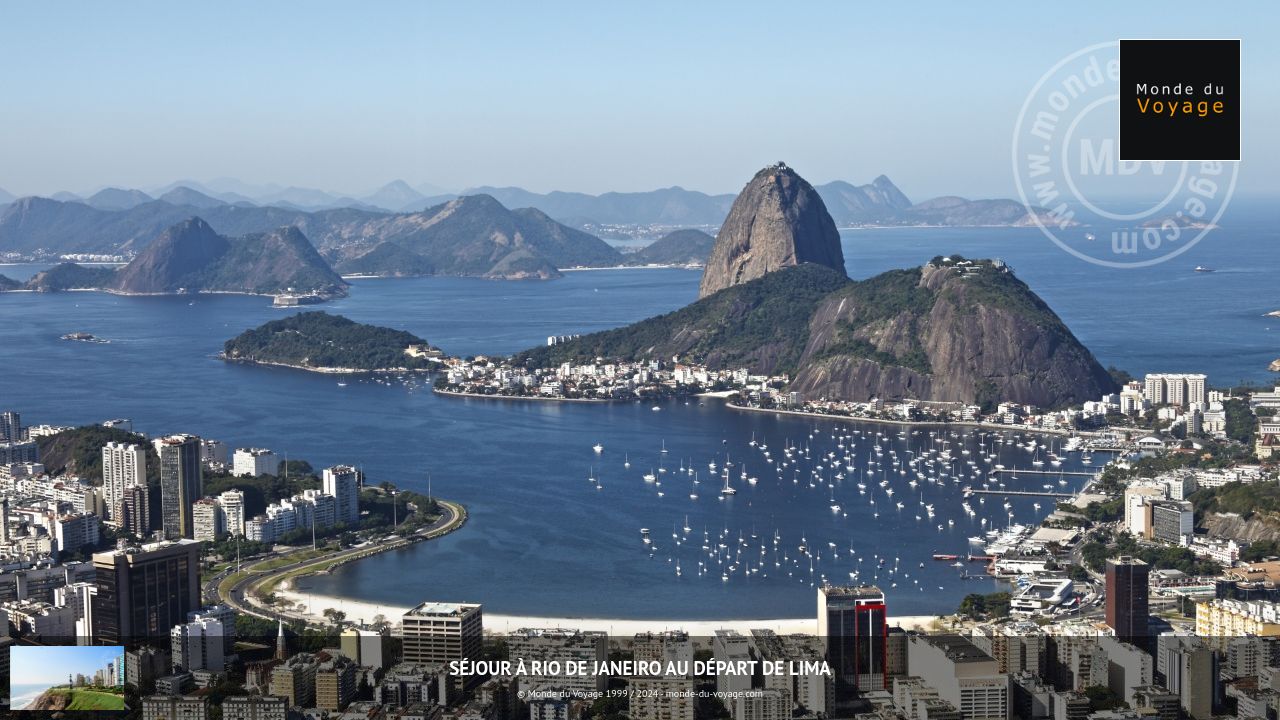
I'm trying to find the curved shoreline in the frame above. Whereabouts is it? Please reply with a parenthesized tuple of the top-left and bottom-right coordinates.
(222, 499, 468, 621)
(432, 387, 615, 403)
(725, 401, 1095, 438)
(219, 353, 436, 375)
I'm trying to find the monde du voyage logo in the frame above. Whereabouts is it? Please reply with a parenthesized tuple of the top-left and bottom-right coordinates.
(1013, 40, 1241, 268)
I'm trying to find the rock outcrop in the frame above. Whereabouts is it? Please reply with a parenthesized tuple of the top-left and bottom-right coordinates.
(698, 163, 845, 298)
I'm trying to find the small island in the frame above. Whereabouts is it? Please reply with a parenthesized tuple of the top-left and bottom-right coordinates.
(60, 331, 109, 344)
(222, 311, 442, 373)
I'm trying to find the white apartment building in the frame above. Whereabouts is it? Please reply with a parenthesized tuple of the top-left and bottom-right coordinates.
(192, 498, 223, 542)
(1143, 373, 1207, 408)
(102, 441, 146, 525)
(218, 489, 245, 537)
(322, 465, 360, 526)
(232, 448, 277, 478)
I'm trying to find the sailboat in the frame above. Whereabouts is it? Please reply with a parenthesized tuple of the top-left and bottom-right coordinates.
(720, 469, 737, 496)
(624, 454, 630, 469)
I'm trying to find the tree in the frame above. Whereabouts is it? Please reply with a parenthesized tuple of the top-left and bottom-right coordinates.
(322, 608, 347, 627)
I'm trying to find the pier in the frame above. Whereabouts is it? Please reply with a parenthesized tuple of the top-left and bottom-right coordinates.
(993, 468, 1098, 477)
(966, 488, 1075, 499)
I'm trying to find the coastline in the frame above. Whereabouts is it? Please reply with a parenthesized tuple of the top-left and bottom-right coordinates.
(725, 401, 1090, 438)
(220, 353, 436, 375)
(432, 387, 614, 403)
(274, 588, 941, 635)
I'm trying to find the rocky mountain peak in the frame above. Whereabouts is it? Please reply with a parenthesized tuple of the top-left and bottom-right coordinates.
(698, 163, 845, 298)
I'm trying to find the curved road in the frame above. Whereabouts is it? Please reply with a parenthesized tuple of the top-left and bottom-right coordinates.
(213, 499, 466, 623)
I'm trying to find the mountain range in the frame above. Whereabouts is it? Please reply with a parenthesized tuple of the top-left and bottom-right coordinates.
(0, 173, 1058, 250)
(515, 163, 1116, 408)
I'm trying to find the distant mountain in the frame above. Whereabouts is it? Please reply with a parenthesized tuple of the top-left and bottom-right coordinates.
(813, 176, 1060, 227)
(336, 241, 436, 277)
(159, 187, 228, 209)
(625, 229, 716, 266)
(112, 218, 346, 295)
(0, 188, 15, 204)
(255, 186, 342, 209)
(321, 195, 622, 279)
(50, 191, 82, 202)
(813, 176, 912, 223)
(24, 262, 118, 291)
(361, 180, 426, 212)
(700, 163, 845, 298)
(84, 187, 154, 211)
(455, 186, 736, 226)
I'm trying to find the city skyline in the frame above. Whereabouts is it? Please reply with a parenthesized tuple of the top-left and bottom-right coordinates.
(1, 1, 1277, 199)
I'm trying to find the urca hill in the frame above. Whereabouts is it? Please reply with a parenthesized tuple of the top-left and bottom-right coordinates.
(517, 163, 1117, 409)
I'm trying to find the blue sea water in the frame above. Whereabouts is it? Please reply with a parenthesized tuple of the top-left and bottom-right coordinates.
(0, 202, 1276, 619)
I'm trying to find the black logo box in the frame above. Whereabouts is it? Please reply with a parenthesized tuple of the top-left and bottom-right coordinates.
(1119, 39, 1240, 161)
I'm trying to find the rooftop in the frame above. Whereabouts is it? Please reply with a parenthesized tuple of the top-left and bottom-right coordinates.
(405, 601, 481, 618)
(915, 634, 995, 664)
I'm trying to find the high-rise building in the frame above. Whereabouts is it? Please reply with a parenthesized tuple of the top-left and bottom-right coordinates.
(120, 485, 152, 537)
(907, 634, 1009, 720)
(323, 465, 360, 526)
(156, 435, 202, 539)
(91, 540, 202, 643)
(270, 652, 320, 708)
(401, 601, 482, 665)
(171, 617, 226, 672)
(818, 584, 887, 698)
(340, 625, 392, 670)
(1106, 557, 1150, 642)
(1142, 373, 1208, 408)
(315, 654, 358, 711)
(102, 441, 146, 525)
(192, 498, 223, 542)
(218, 489, 246, 537)
(1151, 501, 1194, 545)
(0, 410, 21, 442)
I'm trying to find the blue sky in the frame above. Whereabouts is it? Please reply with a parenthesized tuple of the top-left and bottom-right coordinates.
(10, 645, 123, 686)
(1, 1, 1274, 198)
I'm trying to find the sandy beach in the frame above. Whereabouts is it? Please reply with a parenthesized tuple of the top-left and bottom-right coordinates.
(277, 587, 942, 635)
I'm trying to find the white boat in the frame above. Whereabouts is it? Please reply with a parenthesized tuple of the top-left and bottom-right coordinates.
(593, 443, 603, 454)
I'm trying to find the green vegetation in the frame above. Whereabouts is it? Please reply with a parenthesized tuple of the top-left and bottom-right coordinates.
(35, 424, 158, 481)
(1084, 686, 1126, 712)
(1241, 539, 1280, 562)
(956, 592, 1011, 620)
(812, 268, 933, 374)
(1225, 398, 1259, 445)
(44, 687, 126, 711)
(24, 262, 118, 291)
(513, 263, 852, 373)
(1079, 532, 1221, 575)
(1191, 481, 1280, 521)
(223, 311, 438, 371)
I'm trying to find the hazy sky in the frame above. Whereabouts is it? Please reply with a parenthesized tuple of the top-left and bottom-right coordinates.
(10, 646, 123, 686)
(1, 2, 1275, 199)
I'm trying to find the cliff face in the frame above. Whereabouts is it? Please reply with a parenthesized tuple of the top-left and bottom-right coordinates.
(790, 260, 1117, 408)
(698, 163, 845, 298)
